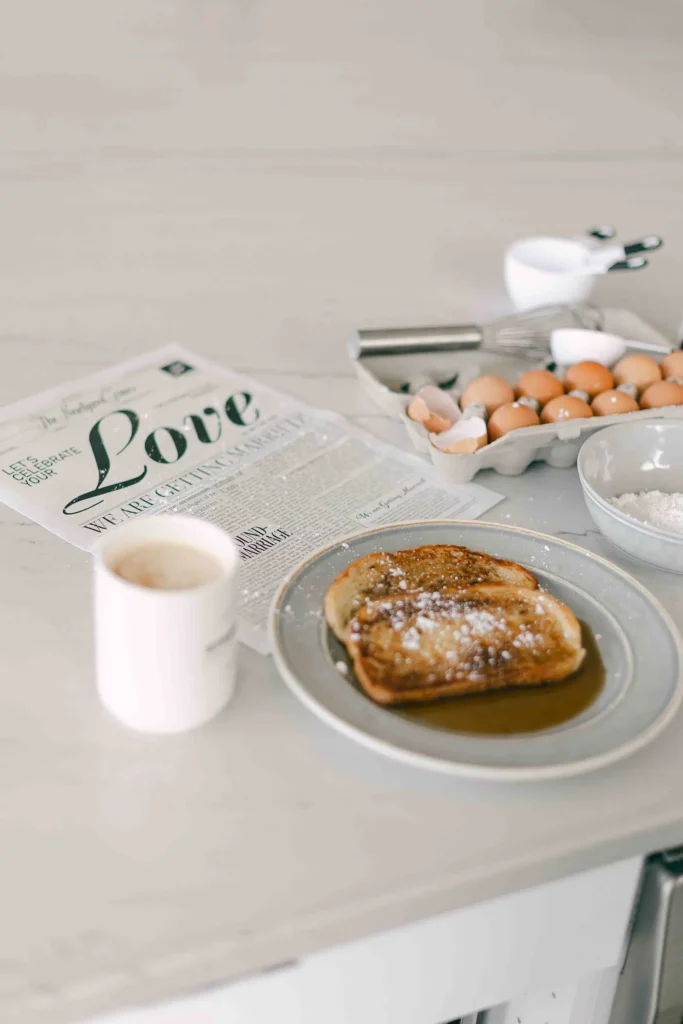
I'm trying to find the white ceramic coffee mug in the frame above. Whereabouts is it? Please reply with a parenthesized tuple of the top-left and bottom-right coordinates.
(95, 515, 239, 733)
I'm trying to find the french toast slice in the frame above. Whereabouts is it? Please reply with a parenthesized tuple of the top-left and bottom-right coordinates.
(346, 585, 584, 706)
(324, 544, 538, 642)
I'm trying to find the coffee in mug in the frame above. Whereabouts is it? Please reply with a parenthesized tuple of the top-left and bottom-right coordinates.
(112, 542, 223, 590)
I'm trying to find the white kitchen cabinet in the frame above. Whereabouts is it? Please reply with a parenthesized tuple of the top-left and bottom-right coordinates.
(95, 859, 640, 1024)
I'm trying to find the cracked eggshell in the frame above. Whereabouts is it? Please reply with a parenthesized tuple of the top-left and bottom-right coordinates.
(407, 385, 461, 433)
(430, 416, 487, 454)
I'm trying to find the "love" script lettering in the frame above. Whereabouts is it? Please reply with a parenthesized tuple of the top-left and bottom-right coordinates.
(63, 392, 258, 516)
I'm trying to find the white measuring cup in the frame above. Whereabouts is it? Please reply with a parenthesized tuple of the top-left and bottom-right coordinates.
(504, 237, 599, 311)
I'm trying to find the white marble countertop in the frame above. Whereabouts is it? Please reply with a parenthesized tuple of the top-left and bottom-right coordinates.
(2, 1, 683, 1021)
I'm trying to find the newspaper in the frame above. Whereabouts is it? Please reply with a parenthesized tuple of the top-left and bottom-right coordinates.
(0, 346, 502, 653)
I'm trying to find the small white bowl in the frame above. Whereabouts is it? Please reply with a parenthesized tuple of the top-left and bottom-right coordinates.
(550, 328, 626, 368)
(577, 421, 683, 573)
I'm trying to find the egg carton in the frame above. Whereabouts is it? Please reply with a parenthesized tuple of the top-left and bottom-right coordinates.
(353, 307, 679, 483)
(404, 402, 683, 483)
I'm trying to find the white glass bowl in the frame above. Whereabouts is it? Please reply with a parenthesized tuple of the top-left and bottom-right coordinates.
(577, 421, 683, 573)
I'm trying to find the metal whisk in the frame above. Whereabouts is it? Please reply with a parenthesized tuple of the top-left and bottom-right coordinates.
(351, 304, 604, 362)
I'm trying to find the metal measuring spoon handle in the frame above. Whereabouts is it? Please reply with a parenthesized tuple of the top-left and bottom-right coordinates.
(586, 225, 617, 241)
(622, 235, 663, 255)
(607, 256, 649, 272)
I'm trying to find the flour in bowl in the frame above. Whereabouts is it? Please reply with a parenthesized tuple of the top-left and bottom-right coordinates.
(610, 490, 683, 535)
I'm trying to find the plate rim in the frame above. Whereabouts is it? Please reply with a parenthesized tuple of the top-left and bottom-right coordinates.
(269, 520, 683, 781)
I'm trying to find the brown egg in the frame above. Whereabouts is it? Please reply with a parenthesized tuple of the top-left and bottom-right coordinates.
(640, 380, 683, 409)
(460, 375, 515, 417)
(541, 395, 594, 423)
(660, 350, 683, 379)
(563, 361, 614, 398)
(613, 354, 662, 392)
(488, 402, 540, 440)
(515, 369, 564, 407)
(591, 390, 640, 417)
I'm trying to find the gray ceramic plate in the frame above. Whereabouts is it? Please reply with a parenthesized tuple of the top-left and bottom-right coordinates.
(270, 522, 683, 780)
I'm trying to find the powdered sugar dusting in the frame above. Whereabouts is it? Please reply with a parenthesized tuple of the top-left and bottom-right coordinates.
(512, 629, 543, 649)
(401, 627, 421, 651)
(356, 589, 558, 677)
(415, 614, 437, 632)
(610, 490, 683, 535)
